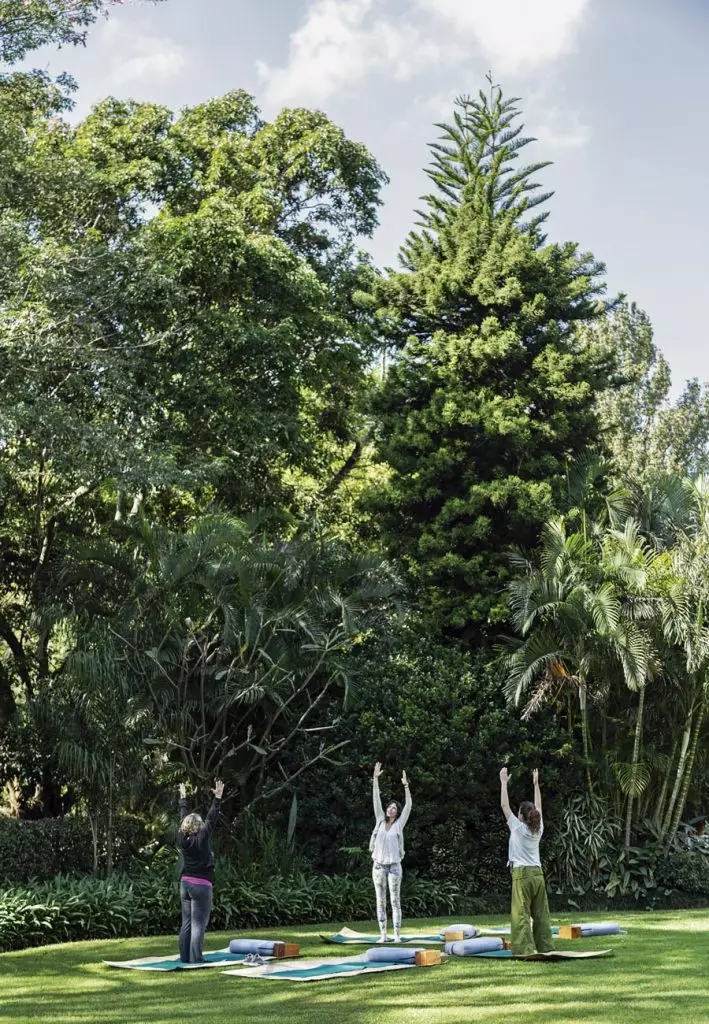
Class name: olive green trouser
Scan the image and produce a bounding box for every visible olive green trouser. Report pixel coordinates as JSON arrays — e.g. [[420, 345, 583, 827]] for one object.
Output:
[[510, 867, 553, 956]]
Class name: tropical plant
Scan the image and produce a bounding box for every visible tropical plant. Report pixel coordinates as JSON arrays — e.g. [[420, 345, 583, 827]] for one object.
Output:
[[61, 515, 400, 813]]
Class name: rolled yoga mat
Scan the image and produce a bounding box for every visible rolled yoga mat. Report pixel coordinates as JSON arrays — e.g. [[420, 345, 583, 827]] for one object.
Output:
[[445, 937, 505, 957], [440, 924, 478, 940], [228, 939, 278, 955], [366, 946, 425, 964], [577, 922, 623, 937]]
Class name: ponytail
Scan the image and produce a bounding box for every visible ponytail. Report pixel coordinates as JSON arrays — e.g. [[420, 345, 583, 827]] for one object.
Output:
[[518, 801, 541, 835]]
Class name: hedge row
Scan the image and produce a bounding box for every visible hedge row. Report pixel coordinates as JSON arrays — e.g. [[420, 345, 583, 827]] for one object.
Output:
[[0, 867, 462, 953], [0, 816, 148, 884]]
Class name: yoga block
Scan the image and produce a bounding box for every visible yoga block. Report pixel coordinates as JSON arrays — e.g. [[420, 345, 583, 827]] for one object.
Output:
[[273, 943, 300, 958], [415, 950, 441, 967], [558, 926, 582, 940], [444, 930, 465, 942]]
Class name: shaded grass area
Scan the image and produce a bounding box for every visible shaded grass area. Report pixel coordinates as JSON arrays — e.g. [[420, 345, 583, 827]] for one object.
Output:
[[1, 911, 708, 1024]]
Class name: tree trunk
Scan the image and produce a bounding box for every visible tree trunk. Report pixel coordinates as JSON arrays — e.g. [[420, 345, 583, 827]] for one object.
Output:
[[653, 738, 677, 832], [89, 811, 99, 875], [624, 685, 646, 851], [580, 682, 593, 794], [665, 701, 706, 849], [661, 719, 692, 840], [106, 762, 114, 878]]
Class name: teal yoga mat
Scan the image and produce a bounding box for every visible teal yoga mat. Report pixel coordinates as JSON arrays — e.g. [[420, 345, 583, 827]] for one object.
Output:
[[104, 949, 271, 972], [224, 953, 443, 982], [472, 948, 613, 961], [322, 925, 560, 945]]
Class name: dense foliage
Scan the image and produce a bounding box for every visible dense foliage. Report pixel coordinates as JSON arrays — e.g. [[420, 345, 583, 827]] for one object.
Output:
[[0, 816, 145, 884], [0, 2, 707, 914], [0, 868, 460, 952]]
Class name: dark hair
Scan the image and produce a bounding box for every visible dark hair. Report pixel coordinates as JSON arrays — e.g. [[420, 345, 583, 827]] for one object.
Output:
[[519, 801, 541, 834], [386, 799, 402, 820]]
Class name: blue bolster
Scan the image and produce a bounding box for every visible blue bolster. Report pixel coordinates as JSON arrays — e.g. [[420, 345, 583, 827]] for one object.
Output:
[[578, 922, 622, 937], [228, 939, 277, 955], [445, 937, 505, 956], [365, 946, 424, 964], [439, 924, 478, 939]]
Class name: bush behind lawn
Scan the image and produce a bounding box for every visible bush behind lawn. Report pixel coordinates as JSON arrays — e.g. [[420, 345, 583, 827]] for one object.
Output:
[[0, 816, 147, 883], [0, 867, 461, 953], [2, 851, 708, 954]]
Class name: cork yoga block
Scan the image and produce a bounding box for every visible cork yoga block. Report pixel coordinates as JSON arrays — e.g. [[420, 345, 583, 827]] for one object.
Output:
[[415, 950, 442, 967], [443, 930, 465, 942], [273, 942, 301, 958], [558, 926, 583, 940]]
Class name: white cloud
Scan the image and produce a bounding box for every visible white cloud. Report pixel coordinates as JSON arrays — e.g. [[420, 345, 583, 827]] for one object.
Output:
[[258, 0, 592, 109], [257, 0, 442, 109], [416, 0, 591, 73], [534, 112, 591, 151], [100, 18, 188, 88]]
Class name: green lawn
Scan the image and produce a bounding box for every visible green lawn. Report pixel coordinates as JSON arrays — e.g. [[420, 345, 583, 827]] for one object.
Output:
[[1, 911, 708, 1024]]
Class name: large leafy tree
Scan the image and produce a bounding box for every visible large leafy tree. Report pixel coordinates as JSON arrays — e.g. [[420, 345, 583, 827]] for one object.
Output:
[[592, 302, 709, 479], [0, 0, 164, 65], [371, 82, 613, 639], [0, 71, 386, 811]]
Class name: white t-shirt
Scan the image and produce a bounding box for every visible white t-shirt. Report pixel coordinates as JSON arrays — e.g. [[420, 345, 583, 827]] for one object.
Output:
[[372, 820, 404, 865], [507, 814, 543, 867]]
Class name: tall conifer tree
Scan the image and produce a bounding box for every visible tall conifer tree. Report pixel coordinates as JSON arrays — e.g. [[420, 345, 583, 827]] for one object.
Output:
[[373, 81, 613, 639]]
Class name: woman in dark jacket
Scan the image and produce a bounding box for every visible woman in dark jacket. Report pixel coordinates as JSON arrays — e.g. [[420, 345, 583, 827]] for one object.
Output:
[[177, 779, 224, 963]]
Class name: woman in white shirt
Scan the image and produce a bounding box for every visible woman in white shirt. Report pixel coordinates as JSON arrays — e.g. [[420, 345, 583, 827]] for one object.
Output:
[[370, 761, 412, 943], [500, 766, 553, 956]]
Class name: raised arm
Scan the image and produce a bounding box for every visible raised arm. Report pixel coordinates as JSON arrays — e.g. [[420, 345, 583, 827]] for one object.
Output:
[[204, 779, 224, 835], [373, 762, 385, 823], [398, 770, 412, 828], [533, 768, 542, 818], [179, 783, 188, 821], [500, 767, 512, 822]]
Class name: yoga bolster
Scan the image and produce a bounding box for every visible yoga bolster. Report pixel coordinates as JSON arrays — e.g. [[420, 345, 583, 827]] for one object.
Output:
[[366, 946, 424, 964], [445, 937, 505, 956], [228, 939, 276, 955], [440, 923, 478, 940], [578, 922, 622, 937]]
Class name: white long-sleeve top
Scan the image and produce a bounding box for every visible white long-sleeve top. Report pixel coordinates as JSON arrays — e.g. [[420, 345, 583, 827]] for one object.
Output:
[[371, 777, 412, 865]]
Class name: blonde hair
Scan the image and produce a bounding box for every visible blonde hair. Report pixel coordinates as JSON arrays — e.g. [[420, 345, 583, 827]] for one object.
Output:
[[180, 813, 204, 836]]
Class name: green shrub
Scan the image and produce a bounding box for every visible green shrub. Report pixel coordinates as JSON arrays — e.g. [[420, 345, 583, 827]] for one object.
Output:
[[658, 852, 709, 896], [0, 816, 147, 884], [285, 630, 583, 891], [0, 866, 462, 953]]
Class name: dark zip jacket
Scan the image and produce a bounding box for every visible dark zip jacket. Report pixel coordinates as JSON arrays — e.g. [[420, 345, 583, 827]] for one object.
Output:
[[178, 797, 220, 883]]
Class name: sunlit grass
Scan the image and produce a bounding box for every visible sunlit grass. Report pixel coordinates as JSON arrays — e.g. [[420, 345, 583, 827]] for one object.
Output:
[[2, 911, 707, 1024]]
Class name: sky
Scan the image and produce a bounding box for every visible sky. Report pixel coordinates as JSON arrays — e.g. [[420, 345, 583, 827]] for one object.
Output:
[[22, 0, 709, 389]]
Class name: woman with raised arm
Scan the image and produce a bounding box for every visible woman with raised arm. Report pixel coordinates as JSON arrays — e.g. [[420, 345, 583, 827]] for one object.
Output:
[[370, 761, 412, 943], [177, 778, 224, 963], [499, 766, 553, 957]]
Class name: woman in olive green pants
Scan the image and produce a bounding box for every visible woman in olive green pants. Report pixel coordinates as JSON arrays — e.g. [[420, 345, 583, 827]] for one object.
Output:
[[499, 766, 553, 957]]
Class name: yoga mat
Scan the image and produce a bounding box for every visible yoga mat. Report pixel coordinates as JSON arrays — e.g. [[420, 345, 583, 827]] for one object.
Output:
[[473, 948, 614, 961], [224, 952, 443, 982], [322, 927, 446, 946], [322, 925, 559, 944], [103, 949, 274, 972]]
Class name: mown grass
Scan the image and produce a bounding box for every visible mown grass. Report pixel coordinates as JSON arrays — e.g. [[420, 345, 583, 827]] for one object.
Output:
[[1, 911, 707, 1024]]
